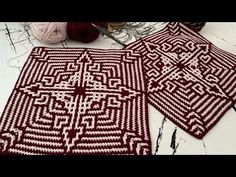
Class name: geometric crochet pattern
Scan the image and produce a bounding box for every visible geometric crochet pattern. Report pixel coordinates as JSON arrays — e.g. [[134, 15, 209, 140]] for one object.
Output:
[[0, 47, 151, 154], [125, 22, 236, 139]]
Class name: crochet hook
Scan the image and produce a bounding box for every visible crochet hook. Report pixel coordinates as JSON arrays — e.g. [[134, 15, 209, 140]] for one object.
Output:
[[91, 23, 126, 47]]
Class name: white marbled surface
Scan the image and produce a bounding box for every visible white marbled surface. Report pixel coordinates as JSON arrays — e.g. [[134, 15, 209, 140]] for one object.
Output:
[[0, 22, 236, 155]]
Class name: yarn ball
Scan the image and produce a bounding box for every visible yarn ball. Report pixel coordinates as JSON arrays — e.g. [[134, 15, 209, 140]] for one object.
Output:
[[31, 22, 67, 44], [67, 22, 100, 43]]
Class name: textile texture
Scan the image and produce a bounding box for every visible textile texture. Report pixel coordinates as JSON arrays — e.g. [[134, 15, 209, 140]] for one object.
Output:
[[0, 47, 151, 155], [125, 22, 236, 139]]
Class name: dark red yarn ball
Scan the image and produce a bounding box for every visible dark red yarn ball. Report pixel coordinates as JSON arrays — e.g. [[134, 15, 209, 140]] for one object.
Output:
[[67, 22, 100, 43]]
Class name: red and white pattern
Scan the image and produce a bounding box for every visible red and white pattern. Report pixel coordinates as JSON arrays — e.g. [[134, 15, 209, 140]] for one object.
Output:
[[125, 22, 236, 139], [0, 47, 151, 155]]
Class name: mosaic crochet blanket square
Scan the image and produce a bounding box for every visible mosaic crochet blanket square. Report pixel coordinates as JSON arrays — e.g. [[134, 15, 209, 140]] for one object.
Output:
[[0, 47, 151, 155], [125, 22, 236, 139]]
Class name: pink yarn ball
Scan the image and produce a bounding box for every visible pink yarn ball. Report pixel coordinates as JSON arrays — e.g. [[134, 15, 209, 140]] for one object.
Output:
[[31, 22, 67, 44]]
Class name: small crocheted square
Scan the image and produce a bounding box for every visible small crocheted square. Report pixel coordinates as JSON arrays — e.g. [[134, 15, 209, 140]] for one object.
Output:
[[125, 22, 236, 139]]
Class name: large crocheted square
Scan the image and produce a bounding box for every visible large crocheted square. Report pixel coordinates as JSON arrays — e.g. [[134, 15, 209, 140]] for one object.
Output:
[[125, 22, 236, 139], [0, 47, 151, 155]]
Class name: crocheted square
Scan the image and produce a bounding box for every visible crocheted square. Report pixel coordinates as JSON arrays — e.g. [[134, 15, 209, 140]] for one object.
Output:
[[125, 22, 236, 139], [0, 47, 151, 155]]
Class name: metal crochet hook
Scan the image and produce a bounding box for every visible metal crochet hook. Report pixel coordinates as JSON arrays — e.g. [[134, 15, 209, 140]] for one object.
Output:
[[91, 23, 126, 47]]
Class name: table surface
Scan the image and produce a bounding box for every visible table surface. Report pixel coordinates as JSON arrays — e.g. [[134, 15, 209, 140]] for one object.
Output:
[[0, 22, 236, 155]]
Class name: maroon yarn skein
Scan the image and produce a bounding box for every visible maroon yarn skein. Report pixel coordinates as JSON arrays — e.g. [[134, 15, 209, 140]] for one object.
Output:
[[67, 22, 100, 43]]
